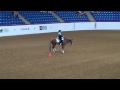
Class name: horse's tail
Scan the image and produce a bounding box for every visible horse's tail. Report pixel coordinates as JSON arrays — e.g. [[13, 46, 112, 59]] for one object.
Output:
[[49, 40, 52, 52]]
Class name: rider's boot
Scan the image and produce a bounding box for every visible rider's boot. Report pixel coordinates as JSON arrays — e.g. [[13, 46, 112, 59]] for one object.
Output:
[[60, 40, 63, 45], [60, 40, 62, 45]]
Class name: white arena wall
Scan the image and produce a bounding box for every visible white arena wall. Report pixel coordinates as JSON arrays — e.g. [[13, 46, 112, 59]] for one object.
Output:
[[0, 22, 120, 37]]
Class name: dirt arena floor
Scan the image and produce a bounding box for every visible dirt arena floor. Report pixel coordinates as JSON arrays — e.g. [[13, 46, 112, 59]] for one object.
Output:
[[0, 30, 120, 79]]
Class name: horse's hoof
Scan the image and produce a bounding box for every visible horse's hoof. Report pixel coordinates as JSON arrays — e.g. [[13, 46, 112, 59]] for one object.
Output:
[[53, 50, 55, 53], [61, 51, 64, 53]]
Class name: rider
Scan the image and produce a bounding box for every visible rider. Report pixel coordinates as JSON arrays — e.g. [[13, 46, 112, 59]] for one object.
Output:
[[58, 30, 63, 45]]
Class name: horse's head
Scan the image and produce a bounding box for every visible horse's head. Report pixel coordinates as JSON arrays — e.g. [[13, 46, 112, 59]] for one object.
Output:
[[70, 39, 73, 45]]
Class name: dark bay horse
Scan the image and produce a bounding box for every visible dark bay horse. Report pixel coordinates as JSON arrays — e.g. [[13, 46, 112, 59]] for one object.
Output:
[[49, 37, 73, 53]]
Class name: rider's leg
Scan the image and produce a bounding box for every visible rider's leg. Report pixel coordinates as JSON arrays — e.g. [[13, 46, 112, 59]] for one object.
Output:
[[59, 35, 62, 45], [60, 38, 63, 45], [60, 41, 62, 45], [61, 36, 64, 45]]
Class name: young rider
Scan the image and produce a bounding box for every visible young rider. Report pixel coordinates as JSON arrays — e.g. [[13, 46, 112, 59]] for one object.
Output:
[[58, 30, 63, 45]]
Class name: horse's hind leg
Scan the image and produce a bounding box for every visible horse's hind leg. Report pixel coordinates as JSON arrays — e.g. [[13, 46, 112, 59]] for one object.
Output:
[[61, 49, 64, 53], [61, 45, 65, 53], [54, 44, 57, 51]]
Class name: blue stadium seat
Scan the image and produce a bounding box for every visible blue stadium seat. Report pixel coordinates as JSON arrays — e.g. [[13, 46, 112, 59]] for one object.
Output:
[[18, 11, 59, 24], [91, 11, 120, 21], [55, 11, 90, 22], [0, 11, 25, 25]]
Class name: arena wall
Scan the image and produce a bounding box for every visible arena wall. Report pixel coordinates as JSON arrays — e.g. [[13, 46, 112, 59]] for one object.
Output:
[[0, 22, 120, 37]]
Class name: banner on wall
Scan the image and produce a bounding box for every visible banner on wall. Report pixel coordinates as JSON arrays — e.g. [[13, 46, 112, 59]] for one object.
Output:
[[0, 29, 3, 33], [20, 28, 30, 30], [39, 26, 47, 30], [3, 28, 9, 32], [0, 28, 9, 33]]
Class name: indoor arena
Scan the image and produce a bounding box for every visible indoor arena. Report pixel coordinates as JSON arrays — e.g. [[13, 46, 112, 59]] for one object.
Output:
[[0, 30, 120, 79]]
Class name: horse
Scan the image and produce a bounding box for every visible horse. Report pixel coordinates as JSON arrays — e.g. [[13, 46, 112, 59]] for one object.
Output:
[[49, 36, 73, 53]]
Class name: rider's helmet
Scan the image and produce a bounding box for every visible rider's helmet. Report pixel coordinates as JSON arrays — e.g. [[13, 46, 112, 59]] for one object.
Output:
[[58, 30, 61, 32]]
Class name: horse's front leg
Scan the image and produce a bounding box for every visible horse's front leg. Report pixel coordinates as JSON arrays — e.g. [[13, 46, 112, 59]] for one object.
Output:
[[61, 45, 65, 53], [52, 44, 56, 53], [53, 44, 57, 51]]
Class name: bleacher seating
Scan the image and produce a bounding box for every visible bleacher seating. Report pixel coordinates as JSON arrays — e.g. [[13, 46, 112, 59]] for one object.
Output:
[[91, 11, 120, 21], [1, 11, 120, 26], [55, 11, 90, 22], [0, 11, 25, 25], [18, 11, 59, 24]]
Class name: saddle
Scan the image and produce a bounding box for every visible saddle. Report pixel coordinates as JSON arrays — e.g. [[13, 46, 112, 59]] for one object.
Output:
[[56, 37, 64, 43]]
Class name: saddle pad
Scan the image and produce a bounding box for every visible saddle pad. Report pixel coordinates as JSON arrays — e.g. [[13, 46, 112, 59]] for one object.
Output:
[[56, 38, 60, 43]]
